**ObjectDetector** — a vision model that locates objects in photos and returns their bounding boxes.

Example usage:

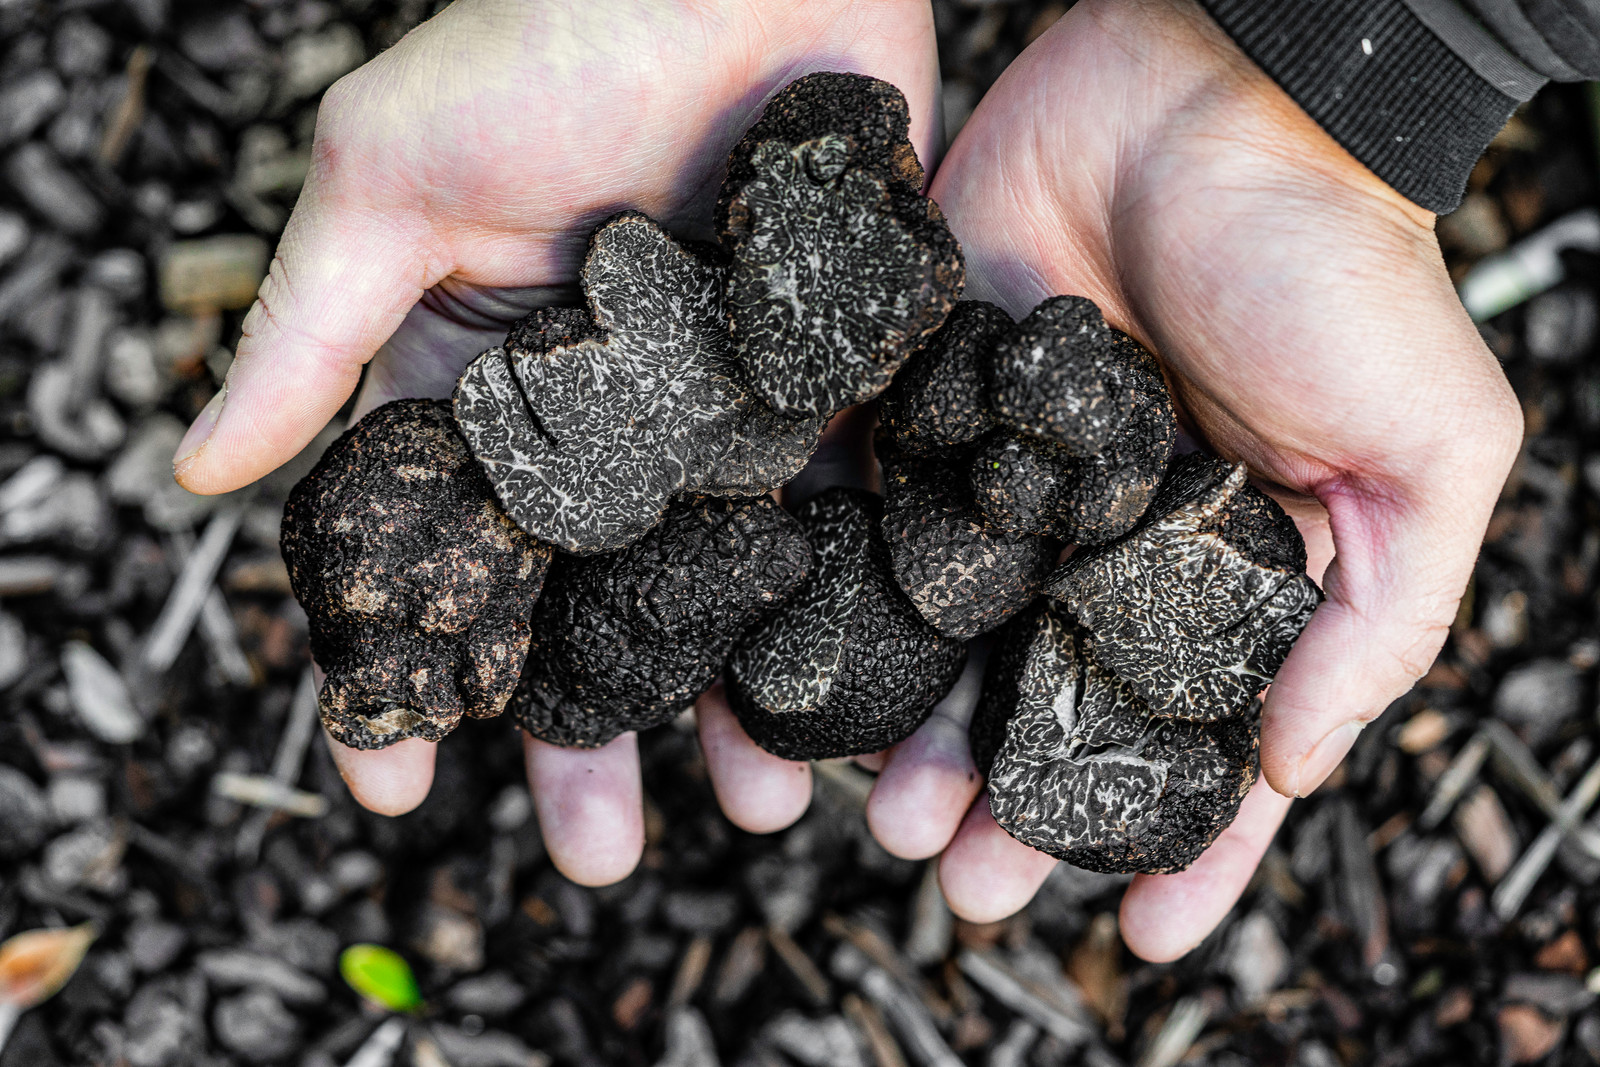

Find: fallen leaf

[0,924,97,1008]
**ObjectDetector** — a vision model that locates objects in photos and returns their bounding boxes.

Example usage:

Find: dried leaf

[0,923,97,1008]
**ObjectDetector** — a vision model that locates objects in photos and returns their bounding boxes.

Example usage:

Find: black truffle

[877,439,1052,640]
[280,399,551,750]
[454,211,825,554]
[720,72,964,418]
[726,487,967,760]
[974,296,1176,544]
[1048,454,1323,720]
[877,299,1009,454]
[513,495,811,748]
[970,600,1258,874]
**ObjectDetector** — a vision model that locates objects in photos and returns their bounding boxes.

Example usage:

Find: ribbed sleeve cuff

[1195,0,1532,214]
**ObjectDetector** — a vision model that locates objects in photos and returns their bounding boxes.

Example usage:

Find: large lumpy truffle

[970,601,1258,874]
[877,440,1051,641]
[280,399,551,750]
[454,211,825,554]
[726,487,967,760]
[974,296,1176,544]
[514,495,811,748]
[1048,454,1323,720]
[720,72,964,418]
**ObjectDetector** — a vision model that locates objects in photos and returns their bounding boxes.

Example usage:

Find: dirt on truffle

[726,487,967,760]
[280,399,551,750]
[514,495,812,748]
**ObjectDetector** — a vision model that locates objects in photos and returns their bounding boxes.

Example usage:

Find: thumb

[1262,470,1511,797]
[172,181,438,495]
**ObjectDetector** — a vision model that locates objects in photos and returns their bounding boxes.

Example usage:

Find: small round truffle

[513,495,812,748]
[877,439,1051,641]
[454,211,824,554]
[1047,454,1323,720]
[280,399,551,750]
[970,296,1175,544]
[878,300,1010,455]
[720,73,964,418]
[726,487,967,760]
[970,601,1259,874]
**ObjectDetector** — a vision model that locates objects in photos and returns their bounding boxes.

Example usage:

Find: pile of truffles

[280,72,1322,876]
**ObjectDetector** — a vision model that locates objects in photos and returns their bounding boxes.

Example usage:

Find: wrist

[1109,0,1433,226]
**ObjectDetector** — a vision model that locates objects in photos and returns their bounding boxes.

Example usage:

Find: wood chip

[1455,784,1519,883]
[843,993,908,1067]
[62,640,143,743]
[767,925,831,1007]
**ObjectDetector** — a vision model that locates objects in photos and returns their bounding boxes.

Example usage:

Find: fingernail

[1292,720,1365,797]
[173,382,227,473]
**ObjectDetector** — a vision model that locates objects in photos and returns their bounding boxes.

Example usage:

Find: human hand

[857,0,1523,960]
[176,0,942,884]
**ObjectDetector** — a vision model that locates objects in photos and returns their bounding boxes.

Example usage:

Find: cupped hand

[861,0,1523,960]
[180,0,942,884]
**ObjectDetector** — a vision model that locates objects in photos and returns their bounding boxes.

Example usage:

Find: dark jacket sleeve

[1193,0,1600,214]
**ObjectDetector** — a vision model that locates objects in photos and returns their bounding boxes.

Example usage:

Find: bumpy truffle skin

[970,601,1259,874]
[721,73,964,418]
[280,399,551,750]
[513,495,811,748]
[726,487,967,759]
[972,296,1176,545]
[877,440,1051,640]
[454,211,825,554]
[878,300,1010,454]
[1048,454,1323,720]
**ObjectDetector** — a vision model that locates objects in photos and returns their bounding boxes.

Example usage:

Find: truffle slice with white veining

[970,600,1259,874]
[726,487,967,760]
[454,211,824,554]
[878,300,1009,455]
[974,296,1176,545]
[280,399,551,750]
[1048,454,1322,720]
[877,438,1051,641]
[513,495,811,748]
[720,72,964,418]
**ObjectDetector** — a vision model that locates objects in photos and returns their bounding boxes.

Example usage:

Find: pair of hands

[173,0,1522,961]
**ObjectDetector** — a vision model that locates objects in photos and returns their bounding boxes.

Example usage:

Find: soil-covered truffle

[726,487,967,760]
[513,495,811,748]
[1048,454,1323,720]
[720,72,964,418]
[974,296,1175,544]
[878,300,1009,454]
[454,211,825,554]
[877,440,1051,640]
[280,399,551,750]
[970,600,1258,874]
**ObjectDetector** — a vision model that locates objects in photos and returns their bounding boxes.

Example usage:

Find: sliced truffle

[280,399,551,750]
[513,495,811,748]
[1048,454,1323,720]
[970,600,1258,874]
[877,439,1051,640]
[720,72,964,418]
[974,296,1175,544]
[726,487,967,760]
[878,300,1009,454]
[454,211,824,554]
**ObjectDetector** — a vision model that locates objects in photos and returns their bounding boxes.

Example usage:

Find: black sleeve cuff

[1195,0,1541,214]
